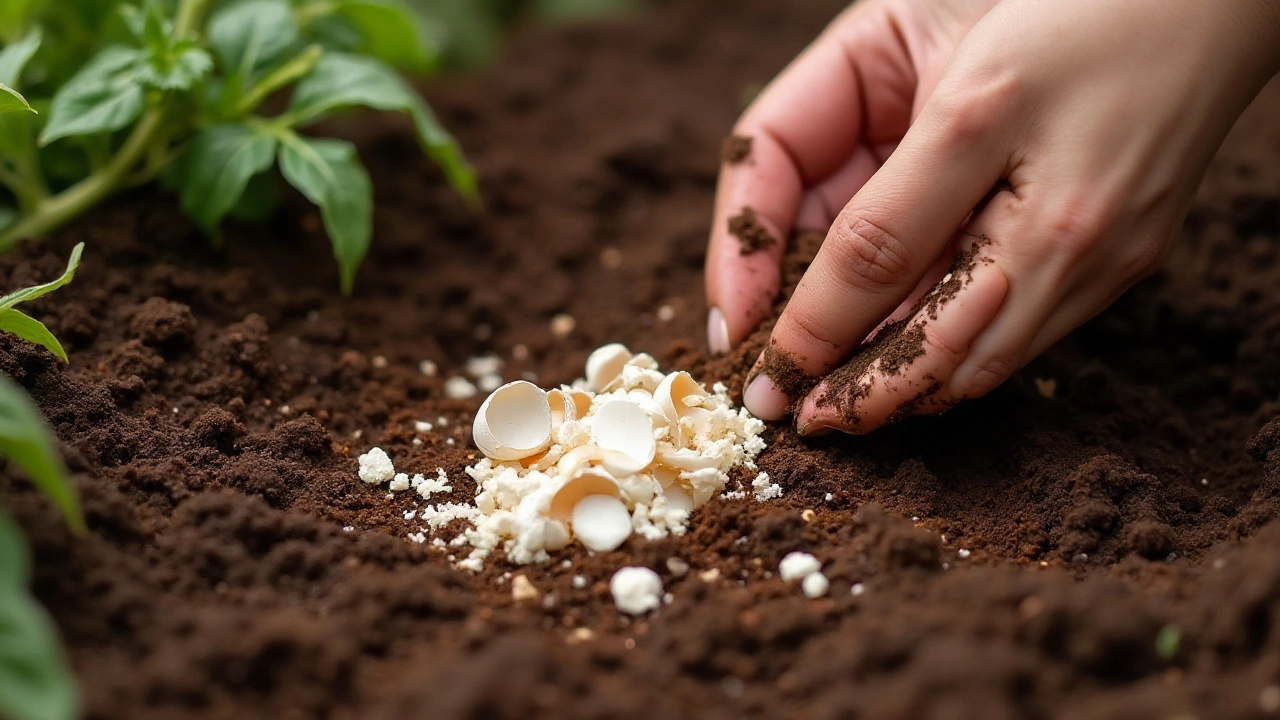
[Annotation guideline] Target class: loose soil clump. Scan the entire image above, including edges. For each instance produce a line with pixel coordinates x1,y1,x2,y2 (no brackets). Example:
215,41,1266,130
728,206,777,255
721,133,753,164
3,1,1280,718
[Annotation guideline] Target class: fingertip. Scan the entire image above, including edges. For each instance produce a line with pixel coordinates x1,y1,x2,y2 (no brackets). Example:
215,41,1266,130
707,307,731,356
743,373,791,421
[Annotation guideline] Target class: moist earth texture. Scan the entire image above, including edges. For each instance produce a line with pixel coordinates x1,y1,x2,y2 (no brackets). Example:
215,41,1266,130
4,2,1280,719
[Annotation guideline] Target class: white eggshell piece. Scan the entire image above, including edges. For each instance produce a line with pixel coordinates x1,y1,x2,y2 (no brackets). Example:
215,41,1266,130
592,401,656,472
543,519,571,551
657,447,722,472
585,343,632,392
656,371,709,424
572,494,632,552
549,468,621,520
547,388,575,431
610,566,663,615
557,445,604,478
664,484,694,514
566,388,593,419
472,381,552,461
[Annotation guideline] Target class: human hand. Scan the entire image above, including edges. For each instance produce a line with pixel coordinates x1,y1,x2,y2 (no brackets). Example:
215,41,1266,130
705,0,1280,434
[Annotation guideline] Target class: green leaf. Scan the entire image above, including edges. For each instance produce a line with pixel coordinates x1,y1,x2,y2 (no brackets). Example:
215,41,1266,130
0,242,83,310
0,83,33,115
287,53,476,204
0,512,80,720
278,133,371,294
134,44,212,91
178,124,277,240
227,169,279,223
0,0,41,43
0,310,67,363
0,27,42,87
0,208,15,233
207,0,300,81
0,377,80,532
38,45,146,145
336,0,432,72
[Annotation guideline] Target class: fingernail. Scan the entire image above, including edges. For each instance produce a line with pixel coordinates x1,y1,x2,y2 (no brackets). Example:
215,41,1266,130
798,421,836,437
707,306,730,355
743,374,791,420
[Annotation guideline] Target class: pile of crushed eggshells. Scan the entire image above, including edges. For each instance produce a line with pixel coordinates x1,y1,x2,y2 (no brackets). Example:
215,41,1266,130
358,344,779,573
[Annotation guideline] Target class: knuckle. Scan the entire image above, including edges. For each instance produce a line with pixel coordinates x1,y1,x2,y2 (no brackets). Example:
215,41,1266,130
785,303,842,359
930,64,1019,145
956,355,1016,398
921,325,965,362
1047,196,1114,258
828,216,914,292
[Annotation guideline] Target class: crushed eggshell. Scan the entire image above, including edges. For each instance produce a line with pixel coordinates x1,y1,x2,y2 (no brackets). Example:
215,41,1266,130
779,552,821,582
357,447,395,484
395,344,769,570
444,376,478,399
610,566,663,615
511,574,540,602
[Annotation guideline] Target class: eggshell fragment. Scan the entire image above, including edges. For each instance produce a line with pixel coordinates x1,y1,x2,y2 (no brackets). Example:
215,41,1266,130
656,371,709,423
585,343,632,392
549,468,621,520
572,494,632,552
472,381,553,461
546,388,576,432
592,401,656,474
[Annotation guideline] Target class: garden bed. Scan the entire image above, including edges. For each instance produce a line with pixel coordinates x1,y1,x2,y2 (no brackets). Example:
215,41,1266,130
4,0,1280,717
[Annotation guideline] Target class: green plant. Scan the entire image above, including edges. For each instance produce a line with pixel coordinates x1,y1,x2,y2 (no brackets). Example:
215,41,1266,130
0,0,476,294
0,243,85,720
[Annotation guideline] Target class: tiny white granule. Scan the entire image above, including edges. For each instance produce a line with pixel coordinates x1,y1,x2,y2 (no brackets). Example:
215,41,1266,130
431,538,446,548
802,572,830,599
824,493,834,502
958,549,971,559
572,575,588,589
610,566,664,615
851,582,866,596
407,532,425,544
371,355,388,369
414,420,433,433
511,575,539,602
412,438,423,446
779,552,822,582
357,447,395,484
419,359,438,377
656,305,675,322
466,355,504,378
477,373,503,393
721,490,747,501
752,472,782,502
390,474,411,492
444,376,477,399
402,509,416,520
342,526,354,532
665,557,689,577
437,416,449,427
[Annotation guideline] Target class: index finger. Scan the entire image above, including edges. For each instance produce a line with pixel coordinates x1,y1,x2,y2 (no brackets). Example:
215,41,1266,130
706,7,899,352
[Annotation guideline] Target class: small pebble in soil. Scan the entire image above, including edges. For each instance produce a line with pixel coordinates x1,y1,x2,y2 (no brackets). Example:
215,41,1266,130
371,355,388,369
567,628,594,645
511,575,539,602
698,568,721,583
779,552,822,581
418,359,438,377
657,305,675,322
958,549,971,559
801,509,816,523
851,583,866,596
415,420,433,433
512,344,529,361
550,313,576,338
466,355,503,377
801,572,830,599
1035,377,1057,398
611,567,663,615
1072,553,1089,563
666,557,689,576
572,575,588,589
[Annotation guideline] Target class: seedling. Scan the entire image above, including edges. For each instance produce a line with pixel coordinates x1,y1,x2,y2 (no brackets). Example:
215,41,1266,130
0,0,476,294
0,242,86,720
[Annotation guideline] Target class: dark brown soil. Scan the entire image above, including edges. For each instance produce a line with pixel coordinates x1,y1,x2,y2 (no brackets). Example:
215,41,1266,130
4,2,1280,719
728,206,777,255
721,133,753,164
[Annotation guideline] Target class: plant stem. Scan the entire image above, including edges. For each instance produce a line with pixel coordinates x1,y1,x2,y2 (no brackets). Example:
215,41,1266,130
0,110,165,250
0,0,212,250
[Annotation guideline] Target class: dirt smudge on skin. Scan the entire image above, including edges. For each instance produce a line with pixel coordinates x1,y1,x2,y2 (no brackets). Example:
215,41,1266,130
721,134,753,164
